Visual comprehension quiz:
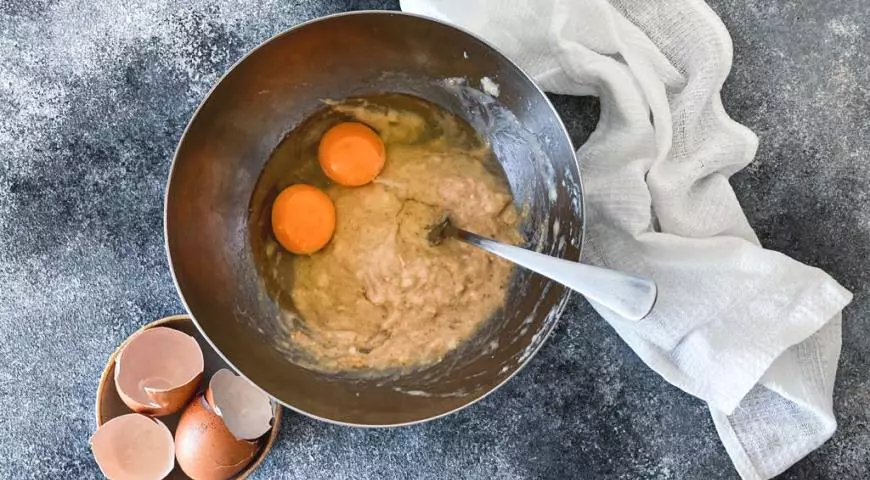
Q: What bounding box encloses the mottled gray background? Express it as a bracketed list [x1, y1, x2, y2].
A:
[0, 0, 867, 479]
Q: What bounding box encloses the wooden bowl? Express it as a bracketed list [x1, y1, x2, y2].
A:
[95, 315, 282, 479]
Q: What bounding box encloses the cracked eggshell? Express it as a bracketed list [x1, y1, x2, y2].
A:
[205, 369, 274, 441]
[90, 413, 175, 480]
[175, 395, 258, 480]
[114, 326, 204, 416]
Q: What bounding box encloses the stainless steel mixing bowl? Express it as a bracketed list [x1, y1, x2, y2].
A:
[165, 11, 583, 426]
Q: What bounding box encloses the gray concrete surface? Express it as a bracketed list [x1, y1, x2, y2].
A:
[0, 0, 867, 478]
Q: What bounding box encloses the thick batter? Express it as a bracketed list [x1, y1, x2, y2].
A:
[265, 98, 522, 372]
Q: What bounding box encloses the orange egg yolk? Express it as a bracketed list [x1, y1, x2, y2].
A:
[318, 122, 386, 187]
[271, 184, 336, 255]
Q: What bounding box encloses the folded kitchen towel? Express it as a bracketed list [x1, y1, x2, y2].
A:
[399, 1, 854, 478]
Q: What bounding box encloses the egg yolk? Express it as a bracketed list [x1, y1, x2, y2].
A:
[318, 122, 386, 187]
[271, 184, 336, 254]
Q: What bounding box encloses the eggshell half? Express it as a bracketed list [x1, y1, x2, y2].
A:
[205, 369, 274, 441]
[175, 395, 258, 480]
[90, 413, 175, 480]
[114, 326, 204, 416]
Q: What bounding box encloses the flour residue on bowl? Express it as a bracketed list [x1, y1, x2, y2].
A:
[432, 76, 584, 380]
[480, 76, 500, 97]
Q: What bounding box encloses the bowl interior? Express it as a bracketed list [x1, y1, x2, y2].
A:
[165, 12, 583, 426]
[95, 315, 281, 479]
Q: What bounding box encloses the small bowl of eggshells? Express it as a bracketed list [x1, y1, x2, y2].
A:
[90, 315, 282, 480]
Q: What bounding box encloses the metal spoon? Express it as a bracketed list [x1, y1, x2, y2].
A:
[427, 217, 657, 321]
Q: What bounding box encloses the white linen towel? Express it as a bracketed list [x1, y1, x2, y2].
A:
[399, 1, 854, 478]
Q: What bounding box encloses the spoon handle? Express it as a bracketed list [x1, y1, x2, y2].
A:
[456, 229, 657, 321]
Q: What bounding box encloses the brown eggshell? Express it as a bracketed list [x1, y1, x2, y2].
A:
[90, 413, 175, 480]
[175, 395, 258, 480]
[205, 369, 274, 441]
[114, 326, 204, 416]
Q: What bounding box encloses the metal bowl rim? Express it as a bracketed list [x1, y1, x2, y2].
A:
[163, 9, 587, 428]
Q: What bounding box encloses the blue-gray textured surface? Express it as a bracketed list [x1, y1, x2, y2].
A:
[0, 0, 867, 479]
